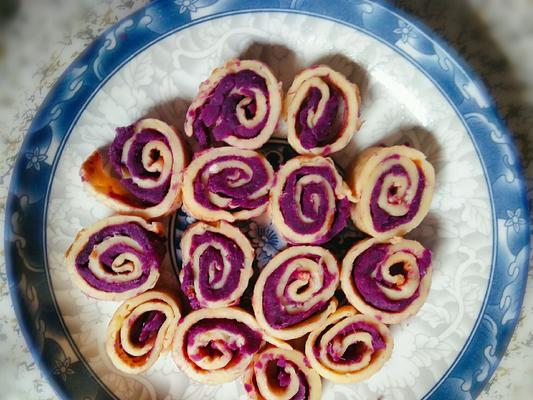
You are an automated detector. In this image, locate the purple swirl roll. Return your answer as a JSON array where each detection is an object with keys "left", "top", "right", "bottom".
[
  {"left": 305, "top": 306, "right": 393, "bottom": 383},
  {"left": 172, "top": 307, "right": 264, "bottom": 384},
  {"left": 285, "top": 65, "right": 361, "bottom": 156},
  {"left": 65, "top": 215, "right": 164, "bottom": 301},
  {"left": 243, "top": 347, "right": 322, "bottom": 400},
  {"left": 185, "top": 59, "right": 282, "bottom": 150},
  {"left": 341, "top": 237, "right": 432, "bottom": 324},
  {"left": 348, "top": 145, "right": 435, "bottom": 239},
  {"left": 106, "top": 290, "right": 181, "bottom": 373},
  {"left": 179, "top": 221, "right": 254, "bottom": 309},
  {"left": 270, "top": 155, "right": 353, "bottom": 244},
  {"left": 80, "top": 118, "right": 188, "bottom": 219},
  {"left": 182, "top": 147, "right": 274, "bottom": 222},
  {"left": 253, "top": 246, "right": 339, "bottom": 340}
]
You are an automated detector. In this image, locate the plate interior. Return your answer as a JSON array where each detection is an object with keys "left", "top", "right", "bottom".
[{"left": 46, "top": 12, "right": 492, "bottom": 400}]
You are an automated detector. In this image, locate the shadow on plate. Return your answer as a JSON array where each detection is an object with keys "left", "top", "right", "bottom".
[
  {"left": 143, "top": 97, "right": 192, "bottom": 136},
  {"left": 393, "top": 0, "right": 533, "bottom": 208},
  {"left": 312, "top": 52, "right": 370, "bottom": 104},
  {"left": 239, "top": 41, "right": 302, "bottom": 91}
]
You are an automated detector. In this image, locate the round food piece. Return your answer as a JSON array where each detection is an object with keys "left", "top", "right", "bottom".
[
  {"left": 348, "top": 145, "right": 435, "bottom": 239},
  {"left": 172, "top": 307, "right": 264, "bottom": 384},
  {"left": 341, "top": 237, "right": 432, "bottom": 324},
  {"left": 253, "top": 245, "right": 339, "bottom": 340},
  {"left": 305, "top": 306, "right": 393, "bottom": 383},
  {"left": 65, "top": 215, "right": 164, "bottom": 301},
  {"left": 285, "top": 65, "right": 360, "bottom": 155},
  {"left": 270, "top": 155, "right": 353, "bottom": 244},
  {"left": 185, "top": 59, "right": 282, "bottom": 150},
  {"left": 243, "top": 346, "right": 322, "bottom": 400},
  {"left": 182, "top": 146, "right": 274, "bottom": 222},
  {"left": 106, "top": 290, "right": 181, "bottom": 374},
  {"left": 179, "top": 221, "right": 254, "bottom": 309},
  {"left": 80, "top": 118, "right": 188, "bottom": 219}
]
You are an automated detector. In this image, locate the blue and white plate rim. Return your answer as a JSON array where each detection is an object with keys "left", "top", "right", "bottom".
[{"left": 4, "top": 0, "right": 530, "bottom": 399}]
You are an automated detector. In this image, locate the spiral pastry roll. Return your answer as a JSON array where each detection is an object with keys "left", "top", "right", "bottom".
[
  {"left": 65, "top": 215, "right": 164, "bottom": 301},
  {"left": 285, "top": 65, "right": 360, "bottom": 155},
  {"left": 348, "top": 145, "right": 435, "bottom": 239},
  {"left": 341, "top": 237, "right": 432, "bottom": 324},
  {"left": 253, "top": 246, "right": 339, "bottom": 340},
  {"left": 243, "top": 347, "right": 322, "bottom": 400},
  {"left": 182, "top": 147, "right": 274, "bottom": 222},
  {"left": 180, "top": 221, "right": 254, "bottom": 309},
  {"left": 106, "top": 290, "right": 181, "bottom": 373},
  {"left": 185, "top": 59, "right": 282, "bottom": 150},
  {"left": 305, "top": 306, "right": 393, "bottom": 383},
  {"left": 80, "top": 118, "right": 188, "bottom": 219},
  {"left": 270, "top": 156, "right": 352, "bottom": 244},
  {"left": 172, "top": 307, "right": 264, "bottom": 384}
]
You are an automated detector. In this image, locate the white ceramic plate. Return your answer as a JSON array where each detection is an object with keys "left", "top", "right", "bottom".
[{"left": 6, "top": 2, "right": 529, "bottom": 400}]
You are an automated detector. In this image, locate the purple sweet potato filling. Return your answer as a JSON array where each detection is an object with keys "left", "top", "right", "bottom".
[
  {"left": 353, "top": 244, "right": 432, "bottom": 312},
  {"left": 296, "top": 86, "right": 343, "bottom": 150},
  {"left": 186, "top": 318, "right": 262, "bottom": 361},
  {"left": 265, "top": 357, "right": 309, "bottom": 400},
  {"left": 192, "top": 70, "right": 269, "bottom": 148},
  {"left": 193, "top": 155, "right": 270, "bottom": 211},
  {"left": 130, "top": 311, "right": 166, "bottom": 345},
  {"left": 370, "top": 164, "right": 425, "bottom": 232},
  {"left": 109, "top": 125, "right": 170, "bottom": 205},
  {"left": 262, "top": 255, "right": 337, "bottom": 329},
  {"left": 318, "top": 322, "right": 385, "bottom": 364},
  {"left": 75, "top": 223, "right": 164, "bottom": 292},
  {"left": 181, "top": 230, "right": 246, "bottom": 309},
  {"left": 279, "top": 165, "right": 349, "bottom": 243}
]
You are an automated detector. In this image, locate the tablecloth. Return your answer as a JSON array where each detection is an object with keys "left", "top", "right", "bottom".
[{"left": 0, "top": 0, "right": 531, "bottom": 398}]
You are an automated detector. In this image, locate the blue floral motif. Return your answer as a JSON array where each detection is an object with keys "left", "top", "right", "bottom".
[
  {"left": 246, "top": 221, "right": 283, "bottom": 268},
  {"left": 175, "top": 0, "right": 199, "bottom": 14},
  {"left": 24, "top": 147, "right": 47, "bottom": 170},
  {"left": 52, "top": 357, "right": 74, "bottom": 381},
  {"left": 171, "top": 210, "right": 197, "bottom": 268},
  {"left": 504, "top": 209, "right": 527, "bottom": 233},
  {"left": 175, "top": 209, "right": 197, "bottom": 231},
  {"left": 394, "top": 19, "right": 418, "bottom": 43}
]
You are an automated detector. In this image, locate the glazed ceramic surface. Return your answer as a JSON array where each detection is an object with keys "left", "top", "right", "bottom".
[{"left": 5, "top": 1, "right": 529, "bottom": 399}]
